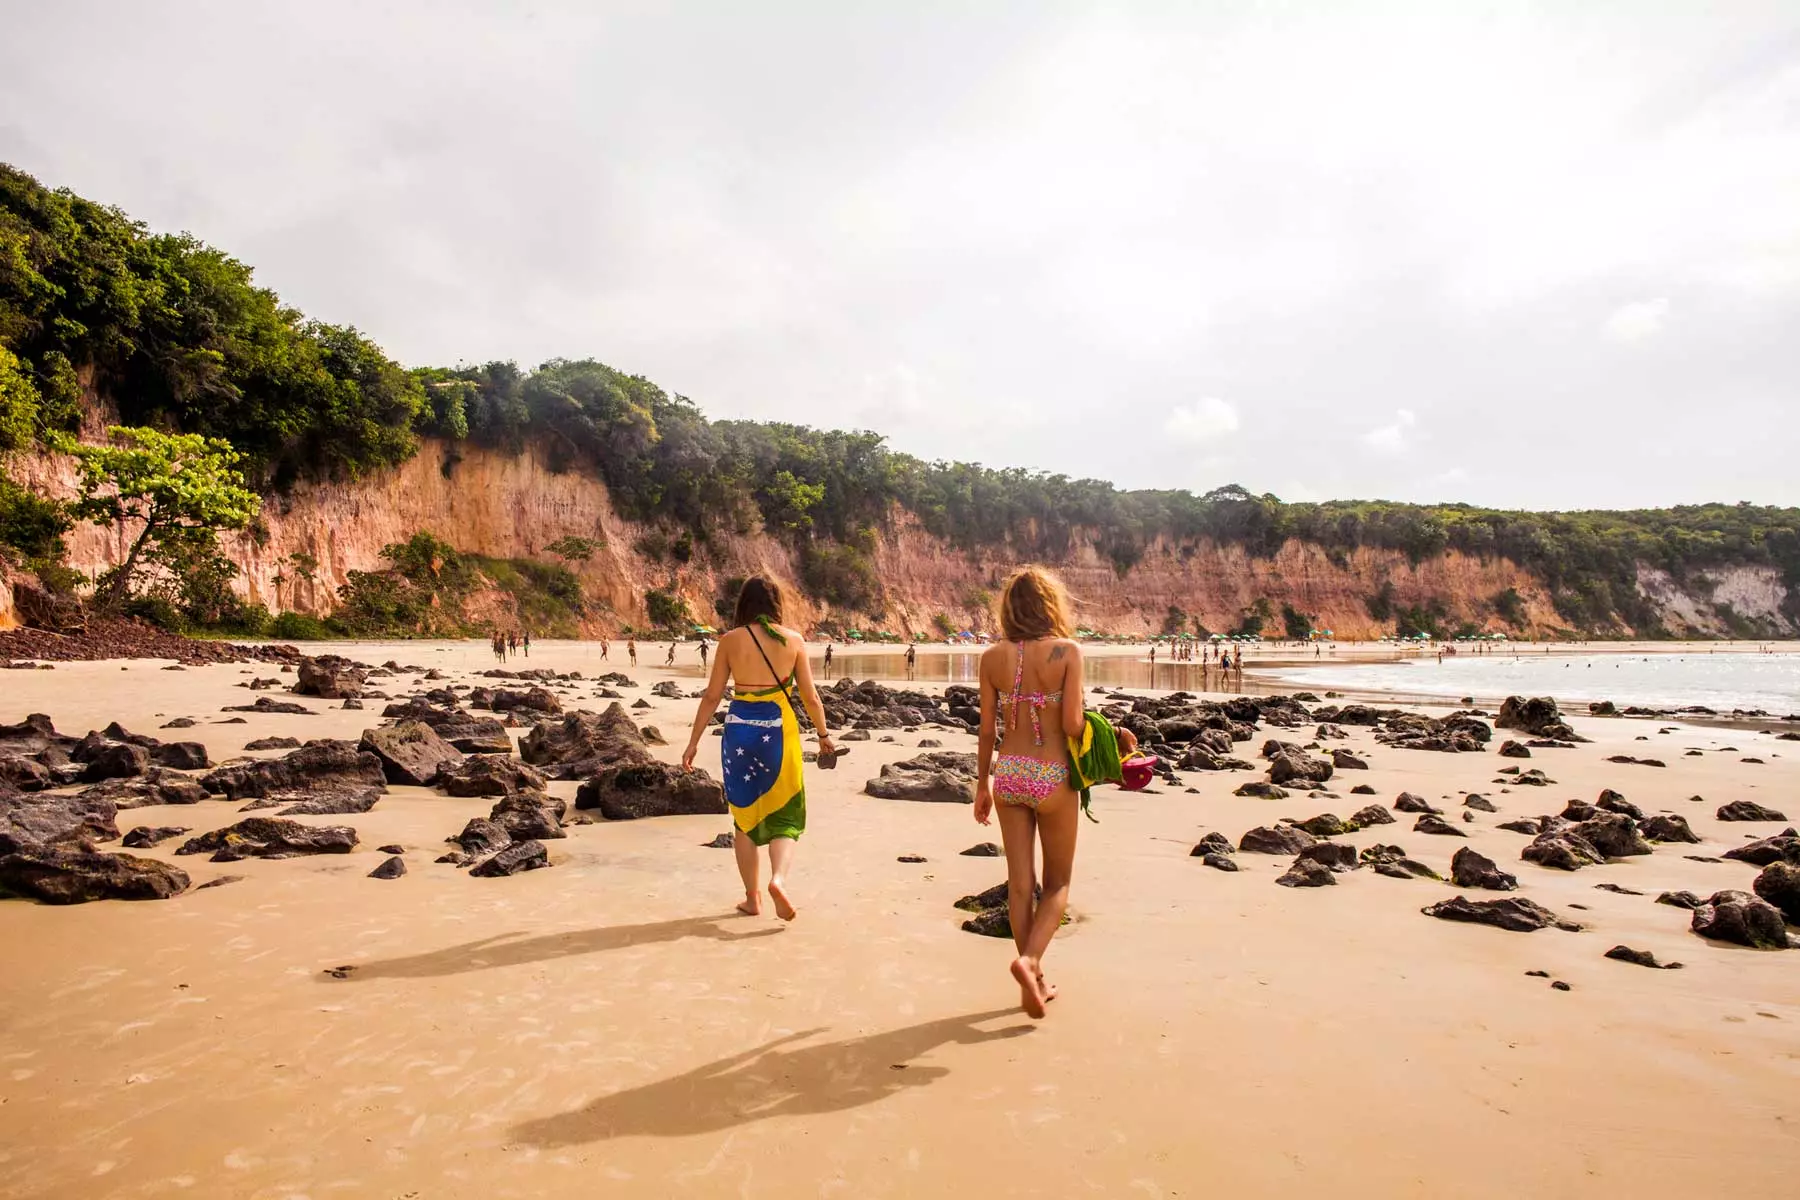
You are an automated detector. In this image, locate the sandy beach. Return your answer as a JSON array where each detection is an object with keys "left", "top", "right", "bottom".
[{"left": 1, "top": 639, "right": 1797, "bottom": 1198}]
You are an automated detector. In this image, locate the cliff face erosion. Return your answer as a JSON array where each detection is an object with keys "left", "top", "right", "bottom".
[
  {"left": 5, "top": 434, "right": 1794, "bottom": 639},
  {"left": 3, "top": 166, "right": 1797, "bottom": 643}
]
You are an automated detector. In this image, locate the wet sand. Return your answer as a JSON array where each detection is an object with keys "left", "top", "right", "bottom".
[{"left": 1, "top": 640, "right": 1797, "bottom": 1198}]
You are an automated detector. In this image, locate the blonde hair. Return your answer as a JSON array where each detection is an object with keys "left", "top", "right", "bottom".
[{"left": 998, "top": 566, "right": 1074, "bottom": 642}]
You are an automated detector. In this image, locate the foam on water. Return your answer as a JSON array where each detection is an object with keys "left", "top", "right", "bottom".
[{"left": 1261, "top": 652, "right": 1800, "bottom": 713}]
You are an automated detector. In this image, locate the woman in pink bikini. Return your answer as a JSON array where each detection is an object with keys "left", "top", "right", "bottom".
[{"left": 973, "top": 566, "right": 1086, "bottom": 1019}]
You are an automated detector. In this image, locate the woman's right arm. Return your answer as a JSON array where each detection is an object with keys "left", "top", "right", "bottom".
[
  {"left": 974, "top": 651, "right": 996, "bottom": 824},
  {"left": 681, "top": 638, "right": 734, "bottom": 769}
]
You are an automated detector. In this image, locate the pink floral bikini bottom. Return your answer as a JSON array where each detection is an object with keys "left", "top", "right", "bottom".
[{"left": 994, "top": 754, "right": 1069, "bottom": 808}]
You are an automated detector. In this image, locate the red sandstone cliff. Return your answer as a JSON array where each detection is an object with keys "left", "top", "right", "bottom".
[{"left": 3, "top": 438, "right": 1788, "bottom": 638}]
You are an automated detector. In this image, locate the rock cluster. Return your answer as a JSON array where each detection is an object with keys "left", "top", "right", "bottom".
[
  {"left": 1495, "top": 695, "right": 1581, "bottom": 742},
  {"left": 864, "top": 752, "right": 979, "bottom": 804}
]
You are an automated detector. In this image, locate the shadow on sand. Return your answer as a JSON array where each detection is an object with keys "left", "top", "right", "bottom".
[
  {"left": 509, "top": 1008, "right": 1033, "bottom": 1146},
  {"left": 324, "top": 915, "right": 784, "bottom": 981}
]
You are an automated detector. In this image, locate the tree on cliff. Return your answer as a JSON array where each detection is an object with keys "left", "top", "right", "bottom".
[{"left": 58, "top": 426, "right": 260, "bottom": 609}]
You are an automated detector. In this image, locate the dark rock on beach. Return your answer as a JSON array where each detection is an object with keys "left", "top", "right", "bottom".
[
  {"left": 202, "top": 741, "right": 386, "bottom": 801},
  {"left": 1605, "top": 945, "right": 1682, "bottom": 969},
  {"left": 1640, "top": 814, "right": 1699, "bottom": 844},
  {"left": 359, "top": 722, "right": 462, "bottom": 786},
  {"left": 1393, "top": 793, "right": 1441, "bottom": 815},
  {"left": 76, "top": 770, "right": 208, "bottom": 809},
  {"left": 78, "top": 741, "right": 150, "bottom": 783},
  {"left": 1268, "top": 751, "right": 1333, "bottom": 786},
  {"left": 518, "top": 704, "right": 650, "bottom": 778},
  {"left": 121, "top": 825, "right": 189, "bottom": 848},
  {"left": 1721, "top": 829, "right": 1799, "bottom": 867},
  {"left": 1752, "top": 861, "right": 1800, "bottom": 924},
  {"left": 489, "top": 793, "right": 567, "bottom": 841},
  {"left": 1349, "top": 803, "right": 1394, "bottom": 827},
  {"left": 1413, "top": 814, "right": 1467, "bottom": 837},
  {"left": 1294, "top": 842, "right": 1358, "bottom": 872},
  {"left": 470, "top": 839, "right": 550, "bottom": 877},
  {"left": 1716, "top": 800, "right": 1787, "bottom": 823},
  {"left": 1276, "top": 858, "right": 1338, "bottom": 887},
  {"left": 863, "top": 752, "right": 978, "bottom": 804},
  {"left": 294, "top": 655, "right": 367, "bottom": 699},
  {"left": 575, "top": 762, "right": 726, "bottom": 820},
  {"left": 1423, "top": 895, "right": 1578, "bottom": 932},
  {"left": 1, "top": 788, "right": 119, "bottom": 854},
  {"left": 1294, "top": 813, "right": 1353, "bottom": 837},
  {"left": 1690, "top": 890, "right": 1791, "bottom": 949},
  {"left": 438, "top": 754, "right": 546, "bottom": 798},
  {"left": 222, "top": 697, "right": 314, "bottom": 715},
  {"left": 1451, "top": 846, "right": 1518, "bottom": 890},
  {"left": 368, "top": 855, "right": 407, "bottom": 880},
  {"left": 275, "top": 787, "right": 382, "bottom": 816},
  {"left": 1239, "top": 825, "right": 1316, "bottom": 855},
  {"left": 1521, "top": 829, "right": 1605, "bottom": 871},
  {"left": 1496, "top": 695, "right": 1580, "bottom": 742},
  {"left": 1570, "top": 812, "right": 1652, "bottom": 858},
  {"left": 176, "top": 818, "right": 358, "bottom": 859},
  {"left": 0, "top": 846, "right": 189, "bottom": 903}
]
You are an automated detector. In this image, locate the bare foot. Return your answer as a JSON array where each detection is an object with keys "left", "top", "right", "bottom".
[
  {"left": 737, "top": 893, "right": 762, "bottom": 916},
  {"left": 768, "top": 879, "right": 797, "bottom": 922},
  {"left": 1039, "top": 972, "right": 1059, "bottom": 1003},
  {"left": 1010, "top": 956, "right": 1048, "bottom": 1019}
]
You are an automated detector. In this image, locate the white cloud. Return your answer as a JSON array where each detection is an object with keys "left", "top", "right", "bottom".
[
  {"left": 1602, "top": 297, "right": 1672, "bottom": 342},
  {"left": 1362, "top": 409, "right": 1417, "bottom": 455},
  {"left": 1163, "top": 397, "right": 1240, "bottom": 443}
]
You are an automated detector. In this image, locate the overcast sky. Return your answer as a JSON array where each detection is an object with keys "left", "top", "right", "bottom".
[{"left": 4, "top": 1, "right": 1798, "bottom": 510}]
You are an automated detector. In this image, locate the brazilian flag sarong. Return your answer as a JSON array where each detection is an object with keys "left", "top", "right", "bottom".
[{"left": 722, "top": 681, "right": 806, "bottom": 845}]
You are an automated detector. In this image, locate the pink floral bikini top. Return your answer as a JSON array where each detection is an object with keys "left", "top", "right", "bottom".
[{"left": 1004, "top": 640, "right": 1063, "bottom": 746}]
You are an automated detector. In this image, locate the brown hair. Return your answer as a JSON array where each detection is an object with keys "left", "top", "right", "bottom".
[
  {"left": 998, "top": 566, "right": 1073, "bottom": 642},
  {"left": 732, "top": 575, "right": 785, "bottom": 630}
]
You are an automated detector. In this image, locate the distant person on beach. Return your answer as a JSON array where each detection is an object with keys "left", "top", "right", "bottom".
[
  {"left": 666, "top": 641, "right": 677, "bottom": 666},
  {"left": 600, "top": 638, "right": 610, "bottom": 661},
  {"left": 905, "top": 643, "right": 917, "bottom": 676},
  {"left": 628, "top": 639, "right": 637, "bottom": 666},
  {"left": 824, "top": 642, "right": 834, "bottom": 678},
  {"left": 698, "top": 639, "right": 709, "bottom": 670},
  {"left": 973, "top": 566, "right": 1086, "bottom": 1020},
  {"left": 523, "top": 630, "right": 531, "bottom": 657},
  {"left": 682, "top": 575, "right": 836, "bottom": 921}
]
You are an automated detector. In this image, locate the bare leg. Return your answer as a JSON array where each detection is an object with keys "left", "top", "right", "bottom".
[
  {"left": 1022, "top": 789, "right": 1079, "bottom": 973},
  {"left": 996, "top": 800, "right": 1048, "bottom": 1017},
  {"left": 767, "top": 836, "right": 798, "bottom": 921},
  {"left": 733, "top": 831, "right": 762, "bottom": 915}
]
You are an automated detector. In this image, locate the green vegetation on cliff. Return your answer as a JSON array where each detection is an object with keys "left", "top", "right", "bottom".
[{"left": 4, "top": 163, "right": 1799, "bottom": 633}]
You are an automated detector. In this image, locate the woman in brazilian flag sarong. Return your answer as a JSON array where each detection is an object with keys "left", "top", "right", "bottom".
[{"left": 682, "top": 576, "right": 836, "bottom": 921}]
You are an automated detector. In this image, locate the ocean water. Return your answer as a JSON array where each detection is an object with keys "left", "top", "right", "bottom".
[{"left": 1261, "top": 653, "right": 1800, "bottom": 715}]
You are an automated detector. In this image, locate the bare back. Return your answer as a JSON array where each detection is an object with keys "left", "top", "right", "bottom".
[
  {"left": 984, "top": 638, "right": 1079, "bottom": 761},
  {"left": 721, "top": 623, "right": 803, "bottom": 689}
]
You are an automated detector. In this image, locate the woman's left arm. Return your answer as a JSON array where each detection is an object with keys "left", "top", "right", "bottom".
[
  {"left": 682, "top": 641, "right": 734, "bottom": 769},
  {"left": 1060, "top": 640, "right": 1087, "bottom": 739},
  {"left": 792, "top": 642, "right": 837, "bottom": 754}
]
